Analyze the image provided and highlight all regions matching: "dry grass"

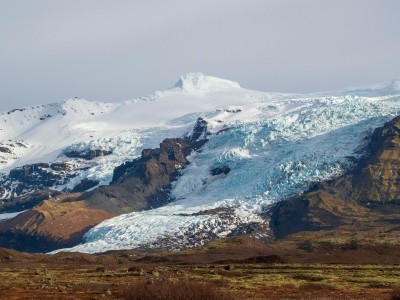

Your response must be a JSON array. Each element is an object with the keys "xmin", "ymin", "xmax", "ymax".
[
  {"xmin": 0, "ymin": 263, "xmax": 398, "ymax": 299},
  {"xmin": 120, "ymin": 280, "xmax": 232, "ymax": 300},
  {"xmin": 1, "ymin": 231, "xmax": 400, "ymax": 299}
]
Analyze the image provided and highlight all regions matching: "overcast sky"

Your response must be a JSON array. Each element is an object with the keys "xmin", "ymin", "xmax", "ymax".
[{"xmin": 0, "ymin": 0, "xmax": 399, "ymax": 111}]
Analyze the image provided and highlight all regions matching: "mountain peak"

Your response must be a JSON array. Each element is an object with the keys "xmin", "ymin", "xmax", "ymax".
[
  {"xmin": 62, "ymin": 97, "xmax": 97, "ymax": 107},
  {"xmin": 174, "ymin": 73, "xmax": 241, "ymax": 94}
]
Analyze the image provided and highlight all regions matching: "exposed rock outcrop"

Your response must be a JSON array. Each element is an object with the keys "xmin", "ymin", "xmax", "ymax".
[
  {"xmin": 0, "ymin": 140, "xmax": 28, "ymax": 166},
  {"xmin": 63, "ymin": 149, "xmax": 112, "ymax": 160},
  {"xmin": 185, "ymin": 117, "xmax": 209, "ymax": 141},
  {"xmin": 0, "ymin": 147, "xmax": 12, "ymax": 154},
  {"xmin": 211, "ymin": 166, "xmax": 231, "ymax": 176},
  {"xmin": 1, "ymin": 162, "xmax": 73, "ymax": 197},
  {"xmin": 0, "ymin": 190, "xmax": 61, "ymax": 213},
  {"xmin": 85, "ymin": 137, "xmax": 207, "ymax": 214},
  {"xmin": 71, "ymin": 179, "xmax": 99, "ymax": 193}
]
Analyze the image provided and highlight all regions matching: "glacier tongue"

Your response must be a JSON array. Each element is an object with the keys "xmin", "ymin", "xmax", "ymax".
[{"xmin": 62, "ymin": 92, "xmax": 400, "ymax": 254}]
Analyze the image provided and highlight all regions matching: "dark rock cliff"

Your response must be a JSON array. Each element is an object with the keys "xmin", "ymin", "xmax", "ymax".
[
  {"xmin": 0, "ymin": 162, "xmax": 73, "ymax": 199},
  {"xmin": 83, "ymin": 137, "xmax": 207, "ymax": 214}
]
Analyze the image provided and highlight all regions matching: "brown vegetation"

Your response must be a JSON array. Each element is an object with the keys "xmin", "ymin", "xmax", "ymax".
[
  {"xmin": 0, "ymin": 233, "xmax": 400, "ymax": 298},
  {"xmin": 392, "ymin": 286, "xmax": 400, "ymax": 300},
  {"xmin": 120, "ymin": 280, "xmax": 232, "ymax": 300}
]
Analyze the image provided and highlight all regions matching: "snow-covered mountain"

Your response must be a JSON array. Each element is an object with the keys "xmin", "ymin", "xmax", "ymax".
[
  {"xmin": 0, "ymin": 73, "xmax": 290, "ymax": 197},
  {"xmin": 1, "ymin": 73, "xmax": 400, "ymax": 253}
]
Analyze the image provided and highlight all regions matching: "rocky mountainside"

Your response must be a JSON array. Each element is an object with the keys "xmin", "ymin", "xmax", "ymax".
[
  {"xmin": 270, "ymin": 115, "xmax": 400, "ymax": 238},
  {"xmin": 0, "ymin": 124, "xmax": 209, "ymax": 252},
  {"xmin": 0, "ymin": 74, "xmax": 400, "ymax": 253}
]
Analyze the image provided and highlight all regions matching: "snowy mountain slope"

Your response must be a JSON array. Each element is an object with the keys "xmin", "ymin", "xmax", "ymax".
[
  {"xmin": 1, "ymin": 73, "xmax": 286, "ymax": 197},
  {"xmin": 47, "ymin": 77, "xmax": 400, "ymax": 254},
  {"xmin": 323, "ymin": 79, "xmax": 400, "ymax": 98}
]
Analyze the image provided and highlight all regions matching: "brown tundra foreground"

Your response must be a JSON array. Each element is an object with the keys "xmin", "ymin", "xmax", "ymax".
[{"xmin": 2, "ymin": 230, "xmax": 400, "ymax": 300}]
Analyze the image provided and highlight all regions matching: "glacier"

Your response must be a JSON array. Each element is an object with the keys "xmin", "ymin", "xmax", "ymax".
[
  {"xmin": 2, "ymin": 73, "xmax": 400, "ymax": 253},
  {"xmin": 47, "ymin": 74, "xmax": 400, "ymax": 253}
]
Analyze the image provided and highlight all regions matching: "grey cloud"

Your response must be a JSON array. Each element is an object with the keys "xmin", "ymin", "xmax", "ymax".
[{"xmin": 0, "ymin": 0, "xmax": 399, "ymax": 110}]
